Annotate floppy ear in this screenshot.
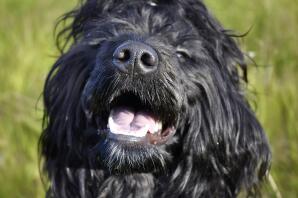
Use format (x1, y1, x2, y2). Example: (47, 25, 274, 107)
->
(182, 0, 247, 82)
(41, 0, 104, 163)
(40, 44, 95, 165)
(169, 2, 271, 196)
(39, 43, 98, 197)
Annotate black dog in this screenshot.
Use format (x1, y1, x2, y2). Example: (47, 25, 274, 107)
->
(40, 0, 271, 197)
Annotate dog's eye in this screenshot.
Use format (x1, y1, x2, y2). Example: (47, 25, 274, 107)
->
(176, 50, 190, 59)
(147, 1, 157, 7)
(87, 38, 106, 46)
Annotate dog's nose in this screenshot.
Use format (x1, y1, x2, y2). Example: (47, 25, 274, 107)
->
(113, 41, 158, 75)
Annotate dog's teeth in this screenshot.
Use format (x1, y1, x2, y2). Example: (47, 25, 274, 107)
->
(158, 122, 163, 130)
(154, 121, 162, 133)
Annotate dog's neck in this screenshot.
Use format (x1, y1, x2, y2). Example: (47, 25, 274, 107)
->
(97, 173, 156, 198)
(48, 159, 240, 197)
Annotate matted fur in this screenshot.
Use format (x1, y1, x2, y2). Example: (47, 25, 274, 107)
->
(40, 0, 271, 197)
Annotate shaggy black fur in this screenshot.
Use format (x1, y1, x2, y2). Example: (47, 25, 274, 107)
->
(40, 0, 271, 197)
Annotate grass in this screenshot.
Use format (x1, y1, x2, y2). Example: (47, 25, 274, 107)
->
(0, 0, 297, 197)
(206, 1, 298, 196)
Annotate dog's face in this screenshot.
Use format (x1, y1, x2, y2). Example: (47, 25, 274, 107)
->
(41, 0, 270, 196)
(80, 1, 210, 173)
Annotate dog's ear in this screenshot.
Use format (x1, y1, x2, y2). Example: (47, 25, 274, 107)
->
(39, 43, 98, 196)
(176, 2, 271, 196)
(181, 1, 247, 84)
(40, 43, 96, 170)
(178, 91, 271, 196)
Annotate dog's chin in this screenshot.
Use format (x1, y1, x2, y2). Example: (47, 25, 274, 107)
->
(95, 137, 172, 174)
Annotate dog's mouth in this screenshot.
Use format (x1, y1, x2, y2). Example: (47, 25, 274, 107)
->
(101, 92, 176, 145)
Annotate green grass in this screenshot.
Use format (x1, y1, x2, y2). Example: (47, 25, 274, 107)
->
(0, 0, 297, 197)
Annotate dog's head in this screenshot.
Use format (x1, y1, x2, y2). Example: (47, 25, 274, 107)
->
(41, 0, 271, 196)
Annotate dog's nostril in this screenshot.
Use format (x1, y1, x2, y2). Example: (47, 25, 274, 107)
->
(140, 52, 156, 67)
(113, 41, 159, 74)
(116, 49, 130, 62)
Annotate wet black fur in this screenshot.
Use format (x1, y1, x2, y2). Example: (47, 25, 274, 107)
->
(40, 0, 271, 197)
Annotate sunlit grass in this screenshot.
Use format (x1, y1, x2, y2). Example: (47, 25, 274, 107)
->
(0, 0, 297, 197)
(206, 1, 298, 196)
(0, 0, 76, 197)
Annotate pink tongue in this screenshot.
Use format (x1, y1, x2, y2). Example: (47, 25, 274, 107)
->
(110, 107, 135, 127)
(110, 107, 156, 132)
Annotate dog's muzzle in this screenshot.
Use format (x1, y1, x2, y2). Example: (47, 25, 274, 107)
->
(83, 39, 178, 146)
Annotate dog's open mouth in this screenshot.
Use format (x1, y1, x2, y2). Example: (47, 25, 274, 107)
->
(104, 92, 176, 145)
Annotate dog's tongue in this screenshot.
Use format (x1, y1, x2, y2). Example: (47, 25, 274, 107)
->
(108, 107, 160, 137)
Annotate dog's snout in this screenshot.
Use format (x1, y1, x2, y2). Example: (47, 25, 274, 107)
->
(112, 41, 158, 75)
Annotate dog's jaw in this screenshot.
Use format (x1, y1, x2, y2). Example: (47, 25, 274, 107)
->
(83, 84, 180, 173)
(107, 106, 176, 145)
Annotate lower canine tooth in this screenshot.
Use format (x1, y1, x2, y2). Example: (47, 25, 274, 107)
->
(154, 122, 162, 133)
(158, 122, 162, 130)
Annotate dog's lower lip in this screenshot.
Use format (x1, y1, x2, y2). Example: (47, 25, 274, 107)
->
(106, 126, 176, 145)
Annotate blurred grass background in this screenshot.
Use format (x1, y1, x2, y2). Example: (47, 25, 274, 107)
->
(0, 0, 297, 197)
